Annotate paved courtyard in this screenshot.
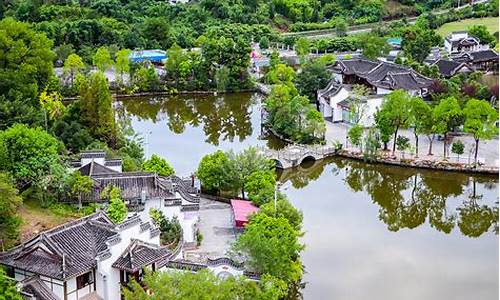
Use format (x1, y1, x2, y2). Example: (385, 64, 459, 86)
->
(184, 198, 237, 261)
(325, 121, 499, 168)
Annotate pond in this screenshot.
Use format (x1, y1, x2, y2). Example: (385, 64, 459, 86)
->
(117, 93, 499, 300)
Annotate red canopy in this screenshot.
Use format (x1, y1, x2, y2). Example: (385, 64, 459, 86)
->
(231, 199, 259, 228)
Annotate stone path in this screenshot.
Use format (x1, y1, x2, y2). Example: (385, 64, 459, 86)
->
(184, 198, 236, 262)
(325, 121, 499, 168)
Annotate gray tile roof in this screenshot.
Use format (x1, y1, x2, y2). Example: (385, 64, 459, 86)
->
(20, 276, 60, 300)
(330, 59, 433, 91)
(160, 260, 208, 271)
(0, 212, 118, 280)
(78, 161, 119, 177)
(112, 239, 172, 273)
(80, 151, 106, 159)
(85, 172, 174, 202)
(432, 59, 472, 77)
(318, 80, 342, 99)
(452, 49, 499, 63)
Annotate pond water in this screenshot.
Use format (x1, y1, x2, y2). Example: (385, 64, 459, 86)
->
(117, 93, 499, 300)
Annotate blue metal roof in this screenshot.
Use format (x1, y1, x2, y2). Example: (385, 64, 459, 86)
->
(129, 49, 167, 63)
(386, 38, 402, 45)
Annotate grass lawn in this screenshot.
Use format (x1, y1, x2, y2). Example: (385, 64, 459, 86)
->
(437, 17, 499, 37)
(18, 199, 81, 242)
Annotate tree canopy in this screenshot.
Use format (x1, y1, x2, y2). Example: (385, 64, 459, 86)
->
(0, 172, 22, 249)
(142, 154, 175, 177)
(233, 213, 304, 284)
(102, 185, 128, 223)
(0, 268, 22, 300)
(123, 269, 286, 300)
(0, 17, 54, 129)
(463, 99, 498, 163)
(0, 124, 62, 188)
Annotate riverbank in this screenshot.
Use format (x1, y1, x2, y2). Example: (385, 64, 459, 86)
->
(325, 121, 499, 174)
(336, 150, 499, 175)
(64, 88, 261, 101)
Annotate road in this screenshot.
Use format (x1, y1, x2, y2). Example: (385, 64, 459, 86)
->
(282, 0, 490, 40)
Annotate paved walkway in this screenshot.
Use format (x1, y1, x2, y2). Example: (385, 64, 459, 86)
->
(184, 198, 236, 262)
(325, 122, 499, 168)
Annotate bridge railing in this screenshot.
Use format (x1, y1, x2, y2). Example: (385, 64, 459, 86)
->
(258, 144, 337, 162)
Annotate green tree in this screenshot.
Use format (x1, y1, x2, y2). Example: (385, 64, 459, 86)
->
(462, 99, 498, 164)
(409, 97, 433, 157)
(350, 84, 370, 124)
(196, 150, 232, 193)
(433, 97, 462, 159)
(348, 124, 363, 151)
(396, 135, 410, 158)
(63, 53, 85, 88)
(265, 84, 324, 144)
(402, 27, 441, 63)
(132, 65, 160, 92)
(269, 51, 280, 69)
(79, 72, 117, 146)
(0, 172, 22, 249)
(334, 17, 348, 37)
(0, 268, 22, 300)
(115, 49, 131, 84)
(0, 124, 62, 188)
(363, 127, 381, 162)
(123, 269, 286, 300)
(142, 154, 175, 177)
(149, 208, 182, 245)
(295, 59, 331, 101)
(378, 90, 412, 155)
(266, 64, 295, 84)
(102, 186, 128, 223)
(469, 25, 495, 45)
(295, 37, 310, 58)
(259, 36, 270, 49)
(245, 170, 276, 206)
(93, 47, 113, 72)
(39, 91, 66, 123)
(361, 35, 391, 60)
(67, 171, 93, 209)
(259, 198, 303, 231)
(451, 140, 465, 162)
(215, 66, 231, 91)
(233, 213, 304, 284)
(0, 18, 54, 129)
(228, 147, 274, 198)
(375, 107, 394, 151)
(165, 43, 187, 82)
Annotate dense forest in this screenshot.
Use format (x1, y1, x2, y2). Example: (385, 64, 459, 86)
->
(0, 0, 488, 61)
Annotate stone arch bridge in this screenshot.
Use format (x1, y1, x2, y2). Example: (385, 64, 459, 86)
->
(258, 144, 338, 169)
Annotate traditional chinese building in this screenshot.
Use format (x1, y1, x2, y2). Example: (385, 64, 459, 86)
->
(318, 58, 433, 126)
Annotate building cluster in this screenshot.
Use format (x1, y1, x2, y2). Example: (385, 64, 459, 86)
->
(318, 58, 434, 126)
(0, 151, 252, 300)
(318, 31, 498, 127)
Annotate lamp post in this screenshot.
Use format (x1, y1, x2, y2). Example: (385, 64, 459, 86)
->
(274, 182, 290, 213)
(144, 130, 152, 158)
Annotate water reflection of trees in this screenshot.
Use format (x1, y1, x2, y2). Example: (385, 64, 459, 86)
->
(279, 158, 498, 238)
(117, 93, 258, 146)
